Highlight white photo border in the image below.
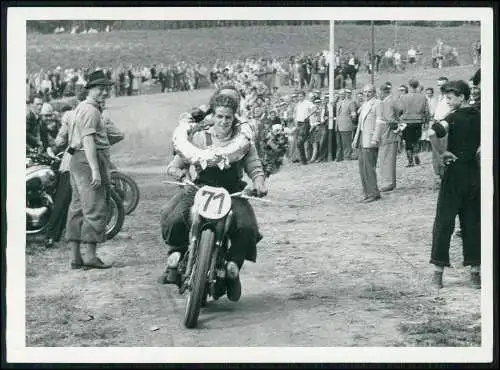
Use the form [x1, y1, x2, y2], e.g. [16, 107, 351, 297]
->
[6, 6, 494, 364]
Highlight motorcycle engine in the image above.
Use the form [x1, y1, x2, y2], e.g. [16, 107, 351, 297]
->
[26, 165, 56, 232]
[26, 205, 52, 229]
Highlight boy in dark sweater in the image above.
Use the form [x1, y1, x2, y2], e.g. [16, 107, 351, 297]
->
[428, 80, 481, 289]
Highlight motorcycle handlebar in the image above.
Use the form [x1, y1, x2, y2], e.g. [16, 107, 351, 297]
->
[162, 180, 271, 203]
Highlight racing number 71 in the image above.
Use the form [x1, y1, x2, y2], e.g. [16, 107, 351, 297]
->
[201, 190, 225, 215]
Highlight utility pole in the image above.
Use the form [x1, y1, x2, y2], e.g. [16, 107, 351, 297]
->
[394, 20, 398, 50]
[327, 20, 335, 161]
[371, 21, 375, 85]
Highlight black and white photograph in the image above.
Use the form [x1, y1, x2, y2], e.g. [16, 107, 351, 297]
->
[5, 5, 495, 364]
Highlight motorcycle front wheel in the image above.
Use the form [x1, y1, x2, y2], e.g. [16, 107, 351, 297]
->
[106, 187, 125, 240]
[110, 171, 140, 215]
[184, 228, 214, 329]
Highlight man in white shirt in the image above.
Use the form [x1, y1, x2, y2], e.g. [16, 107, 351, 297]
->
[421, 87, 439, 152]
[431, 76, 452, 178]
[393, 50, 402, 72]
[346, 53, 360, 89]
[294, 91, 317, 164]
[407, 46, 417, 64]
[384, 48, 394, 71]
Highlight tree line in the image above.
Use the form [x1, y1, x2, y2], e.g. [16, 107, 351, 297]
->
[27, 20, 480, 34]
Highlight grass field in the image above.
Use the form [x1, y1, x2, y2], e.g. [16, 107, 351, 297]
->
[27, 24, 480, 72]
[24, 25, 483, 351]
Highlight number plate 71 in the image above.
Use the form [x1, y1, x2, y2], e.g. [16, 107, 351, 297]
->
[193, 186, 232, 220]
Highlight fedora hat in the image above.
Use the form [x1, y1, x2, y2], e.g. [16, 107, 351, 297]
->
[85, 69, 113, 89]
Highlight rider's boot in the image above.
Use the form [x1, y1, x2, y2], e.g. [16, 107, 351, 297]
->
[226, 261, 242, 302]
[158, 251, 182, 285]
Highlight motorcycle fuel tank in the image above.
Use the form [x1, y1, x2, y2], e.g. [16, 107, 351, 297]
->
[26, 165, 56, 189]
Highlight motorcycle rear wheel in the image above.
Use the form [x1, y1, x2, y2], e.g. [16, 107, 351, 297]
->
[184, 228, 214, 329]
[106, 187, 125, 240]
[110, 171, 140, 215]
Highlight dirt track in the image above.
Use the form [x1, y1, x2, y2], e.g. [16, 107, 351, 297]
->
[25, 152, 481, 347]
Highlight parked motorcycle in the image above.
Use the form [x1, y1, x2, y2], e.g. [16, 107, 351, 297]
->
[110, 168, 140, 215]
[26, 151, 125, 240]
[163, 179, 268, 329]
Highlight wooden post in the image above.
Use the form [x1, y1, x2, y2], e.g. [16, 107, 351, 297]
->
[328, 20, 335, 161]
[394, 20, 398, 50]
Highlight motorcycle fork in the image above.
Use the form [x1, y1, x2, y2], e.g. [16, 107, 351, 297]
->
[184, 212, 202, 282]
[208, 211, 233, 293]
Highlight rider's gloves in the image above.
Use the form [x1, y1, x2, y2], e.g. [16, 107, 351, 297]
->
[167, 167, 186, 182]
[251, 176, 268, 198]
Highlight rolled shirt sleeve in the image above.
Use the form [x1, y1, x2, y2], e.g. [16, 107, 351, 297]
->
[104, 118, 125, 146]
[79, 108, 100, 138]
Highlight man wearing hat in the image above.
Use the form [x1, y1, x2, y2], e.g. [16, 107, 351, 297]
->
[376, 83, 402, 192]
[399, 79, 430, 167]
[308, 97, 324, 163]
[315, 93, 332, 162]
[294, 90, 317, 164]
[352, 84, 383, 203]
[335, 88, 357, 161]
[65, 69, 114, 270]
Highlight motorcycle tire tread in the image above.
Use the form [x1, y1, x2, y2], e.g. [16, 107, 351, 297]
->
[183, 228, 214, 329]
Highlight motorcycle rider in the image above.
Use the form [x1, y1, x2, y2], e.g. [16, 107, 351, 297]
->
[159, 84, 256, 264]
[159, 93, 268, 302]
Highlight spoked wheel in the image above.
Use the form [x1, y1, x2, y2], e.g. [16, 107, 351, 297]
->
[110, 171, 140, 215]
[184, 229, 214, 329]
[106, 187, 125, 240]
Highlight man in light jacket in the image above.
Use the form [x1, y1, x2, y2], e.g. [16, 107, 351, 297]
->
[335, 89, 357, 161]
[352, 84, 383, 203]
[376, 83, 402, 192]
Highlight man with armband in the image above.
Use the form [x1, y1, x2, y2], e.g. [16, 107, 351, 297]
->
[427, 80, 481, 289]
